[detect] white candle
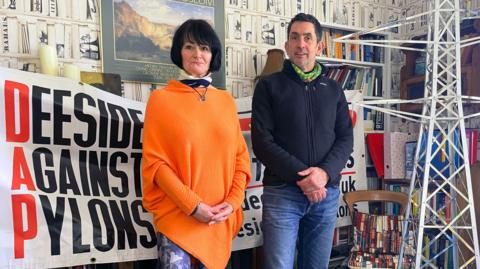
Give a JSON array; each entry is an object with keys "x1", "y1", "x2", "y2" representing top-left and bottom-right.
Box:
[
  {"x1": 39, "y1": 44, "x2": 58, "y2": 76},
  {"x1": 63, "y1": 64, "x2": 80, "y2": 81}
]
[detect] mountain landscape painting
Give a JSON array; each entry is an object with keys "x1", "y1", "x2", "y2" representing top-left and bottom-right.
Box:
[
  {"x1": 113, "y1": 0, "x2": 215, "y2": 64},
  {"x1": 102, "y1": 0, "x2": 221, "y2": 84}
]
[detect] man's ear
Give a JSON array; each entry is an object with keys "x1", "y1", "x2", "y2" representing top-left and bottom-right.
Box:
[{"x1": 316, "y1": 41, "x2": 324, "y2": 56}]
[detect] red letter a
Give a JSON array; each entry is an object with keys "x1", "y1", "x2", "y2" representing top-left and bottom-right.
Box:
[{"x1": 11, "y1": 147, "x2": 35, "y2": 191}]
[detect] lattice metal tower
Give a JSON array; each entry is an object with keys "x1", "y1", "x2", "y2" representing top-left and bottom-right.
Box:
[
  {"x1": 334, "y1": 0, "x2": 480, "y2": 267},
  {"x1": 397, "y1": 0, "x2": 480, "y2": 268}
]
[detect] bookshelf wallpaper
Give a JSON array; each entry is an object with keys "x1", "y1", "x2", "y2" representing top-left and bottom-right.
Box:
[
  {"x1": 225, "y1": 0, "x2": 409, "y2": 98},
  {"x1": 0, "y1": 0, "x2": 152, "y2": 102},
  {"x1": 3, "y1": 0, "x2": 475, "y2": 102},
  {"x1": 1, "y1": 0, "x2": 100, "y2": 68}
]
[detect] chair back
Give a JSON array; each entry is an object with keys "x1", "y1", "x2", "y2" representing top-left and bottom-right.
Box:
[{"x1": 343, "y1": 190, "x2": 409, "y2": 217}]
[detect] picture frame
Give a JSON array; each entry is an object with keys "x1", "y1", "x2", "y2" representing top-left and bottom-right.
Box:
[{"x1": 100, "y1": 0, "x2": 225, "y2": 87}]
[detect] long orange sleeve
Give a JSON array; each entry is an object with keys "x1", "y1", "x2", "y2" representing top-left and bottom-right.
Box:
[
  {"x1": 142, "y1": 80, "x2": 251, "y2": 269},
  {"x1": 224, "y1": 123, "x2": 249, "y2": 211}
]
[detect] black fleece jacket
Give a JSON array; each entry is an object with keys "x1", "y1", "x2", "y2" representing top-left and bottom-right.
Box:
[{"x1": 251, "y1": 60, "x2": 353, "y2": 188}]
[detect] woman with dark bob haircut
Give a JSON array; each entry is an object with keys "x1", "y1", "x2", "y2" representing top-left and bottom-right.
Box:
[
  {"x1": 142, "y1": 19, "x2": 251, "y2": 269},
  {"x1": 170, "y1": 19, "x2": 222, "y2": 73}
]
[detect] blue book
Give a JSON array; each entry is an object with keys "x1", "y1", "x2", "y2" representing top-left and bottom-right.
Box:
[
  {"x1": 416, "y1": 129, "x2": 462, "y2": 180},
  {"x1": 405, "y1": 141, "x2": 416, "y2": 180}
]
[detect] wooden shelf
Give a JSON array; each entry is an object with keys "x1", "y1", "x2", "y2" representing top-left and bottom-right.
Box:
[
  {"x1": 399, "y1": 75, "x2": 425, "y2": 113},
  {"x1": 399, "y1": 20, "x2": 480, "y2": 113},
  {"x1": 403, "y1": 75, "x2": 424, "y2": 85}
]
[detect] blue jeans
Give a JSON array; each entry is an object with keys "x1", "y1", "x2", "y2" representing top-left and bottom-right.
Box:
[{"x1": 262, "y1": 184, "x2": 340, "y2": 269}]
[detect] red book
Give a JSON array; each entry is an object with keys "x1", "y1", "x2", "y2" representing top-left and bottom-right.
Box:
[
  {"x1": 466, "y1": 129, "x2": 478, "y2": 164},
  {"x1": 367, "y1": 133, "x2": 385, "y2": 178},
  {"x1": 445, "y1": 195, "x2": 451, "y2": 221},
  {"x1": 332, "y1": 227, "x2": 337, "y2": 246}
]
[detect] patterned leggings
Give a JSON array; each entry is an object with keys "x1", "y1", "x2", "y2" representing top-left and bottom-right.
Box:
[{"x1": 157, "y1": 233, "x2": 207, "y2": 269}]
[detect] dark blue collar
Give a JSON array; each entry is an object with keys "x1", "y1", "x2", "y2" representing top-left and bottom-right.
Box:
[{"x1": 180, "y1": 79, "x2": 211, "y2": 88}]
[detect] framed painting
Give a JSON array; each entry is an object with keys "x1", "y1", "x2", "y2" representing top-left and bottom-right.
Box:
[{"x1": 100, "y1": 0, "x2": 225, "y2": 87}]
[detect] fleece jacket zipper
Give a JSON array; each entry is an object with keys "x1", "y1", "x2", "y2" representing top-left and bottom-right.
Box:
[{"x1": 304, "y1": 83, "x2": 314, "y2": 166}]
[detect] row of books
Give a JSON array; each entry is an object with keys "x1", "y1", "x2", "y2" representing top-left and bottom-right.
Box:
[
  {"x1": 321, "y1": 30, "x2": 384, "y2": 63},
  {"x1": 410, "y1": 189, "x2": 452, "y2": 223},
  {"x1": 409, "y1": 129, "x2": 479, "y2": 181},
  {"x1": 352, "y1": 212, "x2": 404, "y2": 254},
  {"x1": 225, "y1": 48, "x2": 386, "y2": 100},
  {"x1": 384, "y1": 184, "x2": 409, "y2": 215},
  {"x1": 327, "y1": 66, "x2": 383, "y2": 96},
  {"x1": 366, "y1": 167, "x2": 382, "y2": 194},
  {"x1": 364, "y1": 109, "x2": 384, "y2": 131},
  {"x1": 348, "y1": 251, "x2": 414, "y2": 268},
  {"x1": 1, "y1": 0, "x2": 97, "y2": 22},
  {"x1": 421, "y1": 233, "x2": 454, "y2": 269},
  {"x1": 0, "y1": 16, "x2": 100, "y2": 60},
  {"x1": 332, "y1": 225, "x2": 352, "y2": 247},
  {"x1": 384, "y1": 129, "x2": 479, "y2": 182},
  {"x1": 225, "y1": 48, "x2": 385, "y2": 98}
]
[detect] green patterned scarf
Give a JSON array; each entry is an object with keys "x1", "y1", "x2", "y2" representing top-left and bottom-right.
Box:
[{"x1": 291, "y1": 62, "x2": 322, "y2": 82}]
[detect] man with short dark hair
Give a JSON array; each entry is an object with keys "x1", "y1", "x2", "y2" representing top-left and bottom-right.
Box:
[{"x1": 252, "y1": 13, "x2": 354, "y2": 269}]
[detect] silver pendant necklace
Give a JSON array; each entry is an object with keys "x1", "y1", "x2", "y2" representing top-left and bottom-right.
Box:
[{"x1": 191, "y1": 87, "x2": 208, "y2": 102}]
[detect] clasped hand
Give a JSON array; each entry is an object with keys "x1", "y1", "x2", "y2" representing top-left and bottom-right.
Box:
[
  {"x1": 192, "y1": 202, "x2": 233, "y2": 225},
  {"x1": 296, "y1": 167, "x2": 329, "y2": 203}
]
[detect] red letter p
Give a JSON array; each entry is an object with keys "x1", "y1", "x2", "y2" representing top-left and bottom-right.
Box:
[{"x1": 12, "y1": 194, "x2": 37, "y2": 259}]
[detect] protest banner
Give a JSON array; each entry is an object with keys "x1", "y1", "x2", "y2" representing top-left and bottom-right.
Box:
[{"x1": 0, "y1": 68, "x2": 157, "y2": 268}]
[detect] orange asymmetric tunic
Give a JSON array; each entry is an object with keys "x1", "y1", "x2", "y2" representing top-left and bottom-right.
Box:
[{"x1": 142, "y1": 80, "x2": 251, "y2": 269}]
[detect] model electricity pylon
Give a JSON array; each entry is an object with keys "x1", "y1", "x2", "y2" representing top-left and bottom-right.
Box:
[
  {"x1": 334, "y1": 1, "x2": 480, "y2": 267},
  {"x1": 401, "y1": 1, "x2": 480, "y2": 268}
]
